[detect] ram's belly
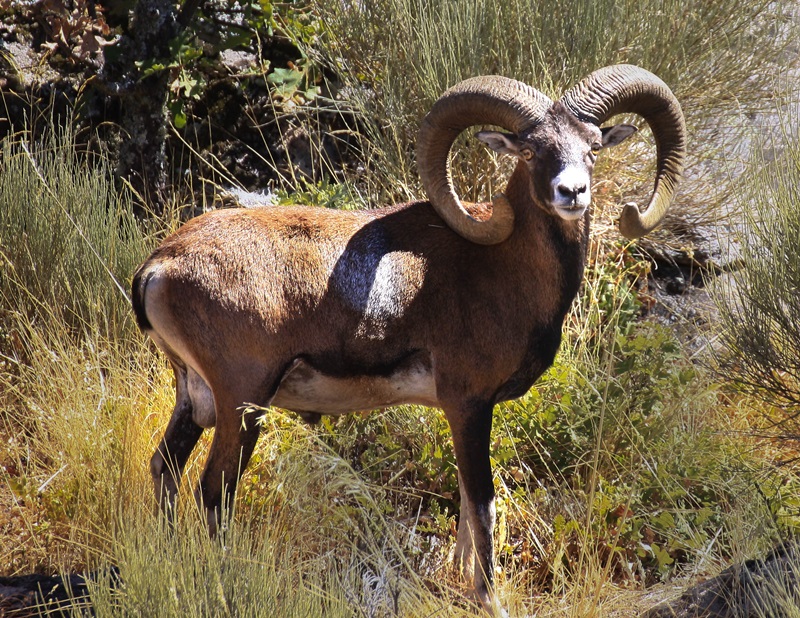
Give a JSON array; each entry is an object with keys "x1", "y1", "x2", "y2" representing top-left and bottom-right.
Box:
[{"x1": 271, "y1": 358, "x2": 437, "y2": 415}]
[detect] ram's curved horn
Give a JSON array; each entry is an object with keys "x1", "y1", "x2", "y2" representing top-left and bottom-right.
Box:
[
  {"x1": 417, "y1": 76, "x2": 553, "y2": 245},
  {"x1": 560, "y1": 64, "x2": 686, "y2": 239}
]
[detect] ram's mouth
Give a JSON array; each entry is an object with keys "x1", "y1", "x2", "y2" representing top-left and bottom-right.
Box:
[{"x1": 554, "y1": 204, "x2": 588, "y2": 220}]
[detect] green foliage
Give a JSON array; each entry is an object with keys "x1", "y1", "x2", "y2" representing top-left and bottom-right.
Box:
[
  {"x1": 134, "y1": 1, "x2": 325, "y2": 127},
  {"x1": 488, "y1": 256, "x2": 733, "y2": 582},
  {"x1": 273, "y1": 178, "x2": 367, "y2": 210},
  {"x1": 267, "y1": 64, "x2": 321, "y2": 103},
  {"x1": 0, "y1": 126, "x2": 160, "y2": 572},
  {"x1": 137, "y1": 31, "x2": 207, "y2": 128},
  {"x1": 313, "y1": 406, "x2": 459, "y2": 532}
]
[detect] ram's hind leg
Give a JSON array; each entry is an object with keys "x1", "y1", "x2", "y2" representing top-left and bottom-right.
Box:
[
  {"x1": 151, "y1": 362, "x2": 204, "y2": 520},
  {"x1": 195, "y1": 372, "x2": 272, "y2": 536}
]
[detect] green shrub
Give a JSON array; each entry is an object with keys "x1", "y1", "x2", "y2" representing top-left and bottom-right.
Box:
[{"x1": 713, "y1": 112, "x2": 800, "y2": 435}]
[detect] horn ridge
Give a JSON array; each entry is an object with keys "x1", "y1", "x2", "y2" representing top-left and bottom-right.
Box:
[
  {"x1": 417, "y1": 75, "x2": 552, "y2": 245},
  {"x1": 561, "y1": 64, "x2": 686, "y2": 239}
]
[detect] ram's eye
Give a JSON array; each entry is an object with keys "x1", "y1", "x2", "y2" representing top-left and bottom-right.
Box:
[
  {"x1": 590, "y1": 142, "x2": 603, "y2": 154},
  {"x1": 520, "y1": 148, "x2": 534, "y2": 161}
]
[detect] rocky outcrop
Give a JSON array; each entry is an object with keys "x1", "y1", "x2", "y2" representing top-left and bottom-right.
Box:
[
  {"x1": 644, "y1": 541, "x2": 800, "y2": 618},
  {"x1": 0, "y1": 568, "x2": 118, "y2": 617}
]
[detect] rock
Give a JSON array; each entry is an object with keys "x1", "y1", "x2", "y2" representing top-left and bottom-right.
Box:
[
  {"x1": 0, "y1": 567, "x2": 119, "y2": 617},
  {"x1": 643, "y1": 541, "x2": 800, "y2": 617}
]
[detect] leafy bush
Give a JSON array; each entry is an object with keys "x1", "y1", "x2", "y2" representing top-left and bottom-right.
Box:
[
  {"x1": 135, "y1": 1, "x2": 327, "y2": 128},
  {"x1": 488, "y1": 255, "x2": 741, "y2": 585}
]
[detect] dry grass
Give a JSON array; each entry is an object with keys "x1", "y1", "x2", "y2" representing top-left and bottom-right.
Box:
[
  {"x1": 1, "y1": 2, "x2": 800, "y2": 616},
  {"x1": 0, "y1": 127, "x2": 792, "y2": 618}
]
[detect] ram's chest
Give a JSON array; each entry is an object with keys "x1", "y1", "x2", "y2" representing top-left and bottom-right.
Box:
[{"x1": 270, "y1": 355, "x2": 438, "y2": 416}]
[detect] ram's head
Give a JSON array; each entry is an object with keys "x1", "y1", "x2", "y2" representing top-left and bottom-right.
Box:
[{"x1": 417, "y1": 65, "x2": 686, "y2": 244}]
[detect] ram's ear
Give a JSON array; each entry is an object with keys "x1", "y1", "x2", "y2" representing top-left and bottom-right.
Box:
[
  {"x1": 476, "y1": 131, "x2": 524, "y2": 156},
  {"x1": 601, "y1": 124, "x2": 638, "y2": 148}
]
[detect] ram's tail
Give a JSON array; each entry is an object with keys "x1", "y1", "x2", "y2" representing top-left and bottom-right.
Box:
[{"x1": 131, "y1": 265, "x2": 153, "y2": 331}]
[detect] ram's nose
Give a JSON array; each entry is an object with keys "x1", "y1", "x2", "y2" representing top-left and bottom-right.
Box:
[{"x1": 557, "y1": 183, "x2": 587, "y2": 202}]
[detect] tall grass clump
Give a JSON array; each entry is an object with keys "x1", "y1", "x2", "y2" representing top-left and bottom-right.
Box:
[
  {"x1": 0, "y1": 125, "x2": 148, "y2": 341},
  {"x1": 82, "y1": 498, "x2": 415, "y2": 618},
  {"x1": 315, "y1": 0, "x2": 791, "y2": 221},
  {"x1": 0, "y1": 126, "x2": 161, "y2": 572},
  {"x1": 50, "y1": 407, "x2": 483, "y2": 617}
]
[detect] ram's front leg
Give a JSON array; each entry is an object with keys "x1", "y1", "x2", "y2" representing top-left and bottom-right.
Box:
[{"x1": 444, "y1": 398, "x2": 500, "y2": 613}]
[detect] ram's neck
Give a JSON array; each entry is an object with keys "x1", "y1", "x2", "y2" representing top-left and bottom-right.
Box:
[
  {"x1": 503, "y1": 164, "x2": 590, "y2": 295},
  {"x1": 484, "y1": 167, "x2": 590, "y2": 403}
]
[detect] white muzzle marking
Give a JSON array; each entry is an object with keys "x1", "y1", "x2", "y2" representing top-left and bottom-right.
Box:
[{"x1": 551, "y1": 165, "x2": 591, "y2": 219}]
